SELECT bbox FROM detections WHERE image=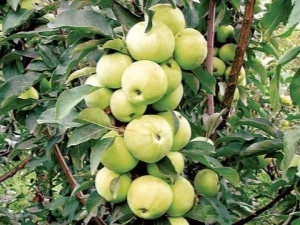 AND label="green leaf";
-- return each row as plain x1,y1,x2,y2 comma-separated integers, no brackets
269,65,281,111
288,0,300,27
247,59,267,84
212,167,240,187
281,129,300,179
192,67,216,95
72,40,104,55
197,0,209,19
90,137,115,175
102,39,129,55
2,8,33,33
251,41,279,59
74,108,111,127
182,72,200,95
278,46,300,66
67,124,107,147
203,112,223,137
66,67,96,83
185,204,217,223
234,118,284,139
55,85,96,120
182,150,223,168
45,197,69,210
70,143,89,171
110,176,122,199
290,68,300,107
37,44,59,68
48,9,114,38
183,141,215,155
71,181,95,196
86,190,104,214
170,110,180,134
215,131,254,146
149,156,178,182
240,139,283,157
